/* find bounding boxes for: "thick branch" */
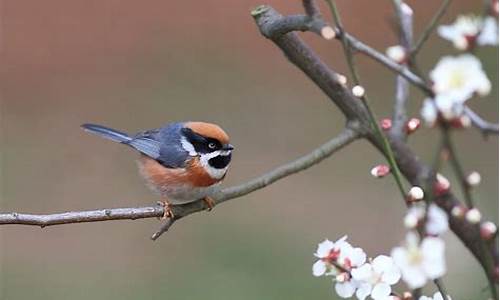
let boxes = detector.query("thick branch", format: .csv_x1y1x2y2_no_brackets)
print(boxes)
251,5,497,282
0,128,359,231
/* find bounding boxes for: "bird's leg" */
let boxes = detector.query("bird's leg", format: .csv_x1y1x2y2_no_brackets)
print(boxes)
157,198,174,219
202,196,216,211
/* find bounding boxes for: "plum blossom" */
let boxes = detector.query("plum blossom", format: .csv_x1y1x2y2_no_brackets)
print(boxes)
391,232,446,289
419,292,452,300
403,204,449,235
438,15,498,50
313,237,367,298
431,54,491,100
313,236,350,277
313,236,366,275
351,255,401,300
421,54,491,125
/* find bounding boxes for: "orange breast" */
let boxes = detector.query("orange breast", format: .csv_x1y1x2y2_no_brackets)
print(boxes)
137,155,219,191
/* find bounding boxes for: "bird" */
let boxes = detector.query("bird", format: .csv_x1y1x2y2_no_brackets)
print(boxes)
81,121,234,218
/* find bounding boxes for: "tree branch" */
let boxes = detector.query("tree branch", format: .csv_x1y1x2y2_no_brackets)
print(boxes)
390,1,413,141
0,128,359,238
464,106,499,136
251,4,498,283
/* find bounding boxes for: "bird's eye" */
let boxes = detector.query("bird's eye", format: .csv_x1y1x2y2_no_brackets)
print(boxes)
208,142,217,149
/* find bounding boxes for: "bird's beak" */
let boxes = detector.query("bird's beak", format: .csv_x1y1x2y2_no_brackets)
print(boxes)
222,144,234,151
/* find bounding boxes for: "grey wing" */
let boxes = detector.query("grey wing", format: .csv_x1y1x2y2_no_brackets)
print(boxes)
125,129,161,160
128,125,189,169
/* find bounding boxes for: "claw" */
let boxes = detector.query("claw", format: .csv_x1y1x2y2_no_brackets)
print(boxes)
203,196,216,211
157,199,174,219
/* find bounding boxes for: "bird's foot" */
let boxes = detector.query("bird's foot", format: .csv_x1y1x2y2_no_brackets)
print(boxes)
203,196,216,211
157,199,174,219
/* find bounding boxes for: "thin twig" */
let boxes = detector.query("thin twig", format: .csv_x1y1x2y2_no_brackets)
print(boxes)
0,128,359,231
411,0,452,56
441,127,499,299
342,32,432,95
464,106,499,136
442,128,473,208
325,0,408,198
434,279,449,300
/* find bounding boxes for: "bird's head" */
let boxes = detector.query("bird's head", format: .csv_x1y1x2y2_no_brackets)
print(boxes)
180,122,234,179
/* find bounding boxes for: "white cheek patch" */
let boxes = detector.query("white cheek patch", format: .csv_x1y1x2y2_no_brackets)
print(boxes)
180,137,197,156
200,151,230,180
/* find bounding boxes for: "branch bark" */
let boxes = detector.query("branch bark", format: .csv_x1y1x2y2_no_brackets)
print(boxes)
390,1,413,140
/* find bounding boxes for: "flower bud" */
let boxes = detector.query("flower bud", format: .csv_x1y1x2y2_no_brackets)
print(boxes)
466,171,481,187
352,85,365,97
434,173,450,196
386,45,406,64
480,221,497,240
371,164,391,178
451,205,466,218
406,118,421,134
465,208,482,224
380,118,392,131
336,74,347,85
407,186,424,202
321,26,336,40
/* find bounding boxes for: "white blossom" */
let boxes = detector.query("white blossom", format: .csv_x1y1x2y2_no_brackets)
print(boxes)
422,54,491,124
431,54,491,101
386,45,406,63
438,15,498,50
351,255,401,300
313,237,368,299
419,291,452,300
313,236,350,277
334,243,368,298
427,204,449,235
403,204,449,235
391,232,446,289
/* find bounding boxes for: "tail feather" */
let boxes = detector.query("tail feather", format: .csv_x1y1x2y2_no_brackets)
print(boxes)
81,123,132,143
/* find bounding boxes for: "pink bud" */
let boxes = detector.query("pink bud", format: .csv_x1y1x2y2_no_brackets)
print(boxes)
406,118,421,134
451,205,466,218
380,118,392,131
434,173,450,196
371,164,391,178
480,221,497,240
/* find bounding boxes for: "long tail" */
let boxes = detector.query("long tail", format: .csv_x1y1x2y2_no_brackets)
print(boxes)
81,123,132,143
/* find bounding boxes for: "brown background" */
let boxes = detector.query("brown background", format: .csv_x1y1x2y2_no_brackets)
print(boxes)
1,1,498,299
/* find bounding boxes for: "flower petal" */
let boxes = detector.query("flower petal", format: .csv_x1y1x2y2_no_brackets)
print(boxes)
401,266,427,289
351,264,372,281
312,260,327,277
356,282,372,300
371,282,391,300
316,239,335,257
335,281,357,298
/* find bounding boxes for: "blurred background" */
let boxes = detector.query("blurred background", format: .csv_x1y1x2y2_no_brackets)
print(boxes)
1,1,498,299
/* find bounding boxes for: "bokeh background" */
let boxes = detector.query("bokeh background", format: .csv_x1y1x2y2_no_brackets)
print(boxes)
1,1,498,299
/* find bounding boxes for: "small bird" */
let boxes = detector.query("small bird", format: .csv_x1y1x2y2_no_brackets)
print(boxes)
81,121,234,218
